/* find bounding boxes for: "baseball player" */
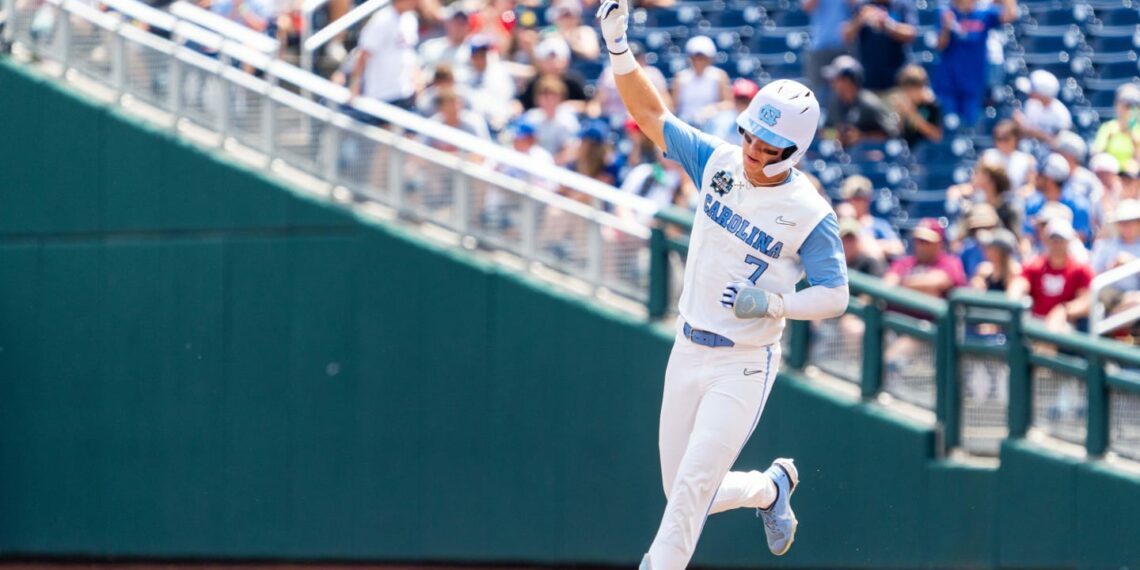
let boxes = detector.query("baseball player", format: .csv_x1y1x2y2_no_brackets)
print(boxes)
595,1,850,568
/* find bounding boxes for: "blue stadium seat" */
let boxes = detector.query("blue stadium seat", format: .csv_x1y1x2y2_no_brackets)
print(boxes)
761,60,804,80
1031,6,1086,27
1018,33,1073,55
1086,86,1120,109
646,7,698,27
1086,34,1139,55
706,6,765,27
1094,59,1140,80
1097,6,1140,28
767,10,810,30
917,9,939,27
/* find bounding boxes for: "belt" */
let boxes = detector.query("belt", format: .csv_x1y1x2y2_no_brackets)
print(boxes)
683,322,735,348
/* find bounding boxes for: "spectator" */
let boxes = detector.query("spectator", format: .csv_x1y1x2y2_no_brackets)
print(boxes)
569,120,619,185
484,120,556,230
1023,153,1092,243
1091,83,1140,167
671,36,732,125
705,78,759,146
418,7,470,73
803,0,852,108
1124,160,1140,201
1014,70,1072,143
840,217,888,276
883,218,967,298
426,88,491,152
1054,130,1104,204
1091,199,1140,286
956,203,1001,278
518,37,589,109
459,35,517,132
933,0,1018,128
417,63,464,116
352,0,420,114
544,0,600,62
840,174,906,259
842,0,918,93
946,159,1017,233
892,64,943,148
1091,199,1140,330
970,228,1021,292
592,41,672,128
522,76,580,165
1090,152,1123,233
981,119,1037,192
1009,217,1093,332
823,55,900,145
618,142,691,224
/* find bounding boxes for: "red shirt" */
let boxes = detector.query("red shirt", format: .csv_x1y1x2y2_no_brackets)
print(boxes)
1021,255,1094,317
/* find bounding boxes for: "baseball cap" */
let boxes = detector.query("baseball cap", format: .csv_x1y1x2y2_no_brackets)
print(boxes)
535,37,571,61
966,204,1000,230
912,218,945,243
840,175,874,200
732,78,760,99
1117,83,1140,106
1029,69,1061,99
468,34,494,52
578,120,609,142
838,217,862,238
1090,152,1121,174
1034,201,1074,224
1045,217,1075,240
685,35,717,57
1053,131,1088,163
1114,199,1140,223
1041,152,1071,183
822,55,864,83
445,6,469,22
984,228,1018,255
513,120,537,138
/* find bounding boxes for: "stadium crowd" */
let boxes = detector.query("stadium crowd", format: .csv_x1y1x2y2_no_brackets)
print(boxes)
201,0,1140,342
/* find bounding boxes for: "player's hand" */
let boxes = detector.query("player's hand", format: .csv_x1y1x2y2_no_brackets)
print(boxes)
720,280,751,309
595,0,629,54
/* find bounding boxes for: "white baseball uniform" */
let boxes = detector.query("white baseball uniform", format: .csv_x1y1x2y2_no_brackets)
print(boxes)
645,116,847,570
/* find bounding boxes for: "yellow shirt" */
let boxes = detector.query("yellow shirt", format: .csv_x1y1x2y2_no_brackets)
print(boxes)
1093,118,1140,166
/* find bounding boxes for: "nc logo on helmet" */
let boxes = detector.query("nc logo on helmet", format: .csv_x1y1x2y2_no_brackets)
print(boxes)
756,104,781,127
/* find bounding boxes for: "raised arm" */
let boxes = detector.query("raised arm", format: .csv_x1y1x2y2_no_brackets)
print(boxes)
598,0,671,150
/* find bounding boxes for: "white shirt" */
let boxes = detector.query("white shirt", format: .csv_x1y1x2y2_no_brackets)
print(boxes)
619,163,681,225
522,107,580,158
359,6,418,102
1024,98,1072,138
982,147,1034,190
674,66,725,124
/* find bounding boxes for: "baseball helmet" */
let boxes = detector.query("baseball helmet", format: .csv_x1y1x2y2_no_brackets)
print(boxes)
736,79,820,177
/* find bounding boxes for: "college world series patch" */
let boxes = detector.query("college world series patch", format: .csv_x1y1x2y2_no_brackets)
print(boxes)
711,170,734,197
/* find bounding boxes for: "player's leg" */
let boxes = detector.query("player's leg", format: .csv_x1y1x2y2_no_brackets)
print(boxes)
658,336,705,498
645,345,779,570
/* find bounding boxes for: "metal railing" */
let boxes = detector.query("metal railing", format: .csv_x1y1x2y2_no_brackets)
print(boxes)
300,0,387,76
1089,258,1140,336
7,0,661,309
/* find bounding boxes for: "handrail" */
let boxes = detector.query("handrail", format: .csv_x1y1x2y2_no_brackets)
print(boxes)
300,0,389,74
168,0,278,54
1089,257,1140,336
848,271,949,317
1024,318,1140,368
99,0,178,30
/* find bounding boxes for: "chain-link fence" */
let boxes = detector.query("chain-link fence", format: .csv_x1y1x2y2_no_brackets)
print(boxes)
809,316,861,384
1031,363,1088,446
883,328,937,409
1108,363,1140,461
959,352,1008,455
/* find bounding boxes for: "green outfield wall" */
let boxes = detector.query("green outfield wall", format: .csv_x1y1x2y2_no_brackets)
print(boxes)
1,58,1138,570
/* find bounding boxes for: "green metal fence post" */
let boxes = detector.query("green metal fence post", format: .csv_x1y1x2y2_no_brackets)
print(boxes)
787,319,810,369
860,299,884,400
647,222,668,319
1086,354,1108,457
937,305,960,452
1007,300,1031,438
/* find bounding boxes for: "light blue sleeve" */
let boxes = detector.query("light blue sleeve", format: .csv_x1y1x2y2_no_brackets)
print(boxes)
799,213,849,288
662,114,724,185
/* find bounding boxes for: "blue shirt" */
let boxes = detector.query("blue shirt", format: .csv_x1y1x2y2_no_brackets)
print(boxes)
935,5,1001,95
855,0,919,90
1023,191,1093,243
662,115,847,288
810,0,851,51
958,236,986,278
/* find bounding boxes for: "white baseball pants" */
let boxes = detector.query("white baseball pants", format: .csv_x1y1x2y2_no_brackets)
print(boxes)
644,333,781,570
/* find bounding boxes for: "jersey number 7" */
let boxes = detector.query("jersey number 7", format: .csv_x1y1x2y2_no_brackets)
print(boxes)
745,254,769,284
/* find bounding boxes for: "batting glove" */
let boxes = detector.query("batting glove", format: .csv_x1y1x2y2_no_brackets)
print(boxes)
722,281,786,319
595,0,629,55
